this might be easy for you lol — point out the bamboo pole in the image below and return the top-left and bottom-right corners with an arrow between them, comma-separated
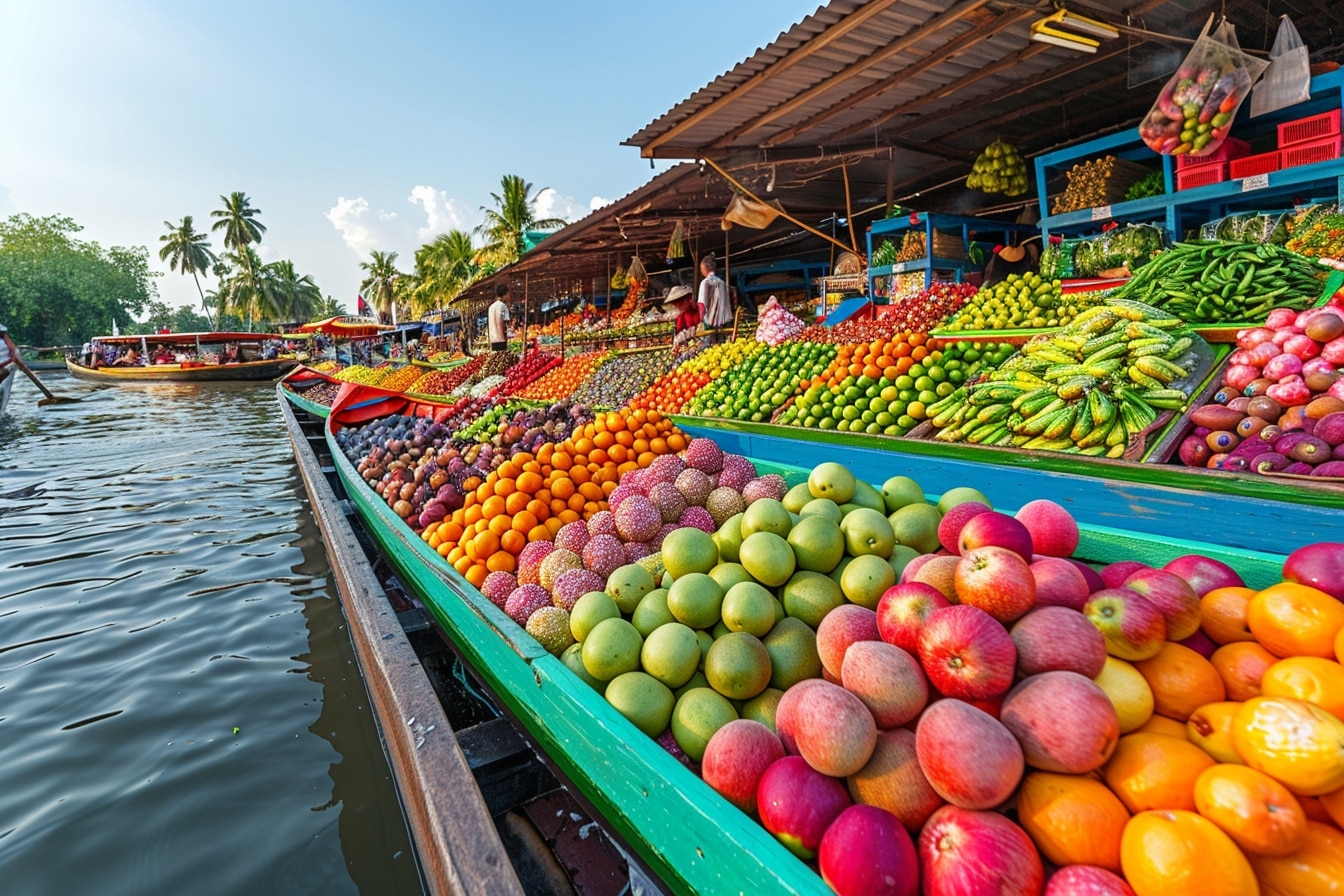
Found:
841,157 -> 859,256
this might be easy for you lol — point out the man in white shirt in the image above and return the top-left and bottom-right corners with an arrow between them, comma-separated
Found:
698,254 -> 731,344
488,284 -> 511,351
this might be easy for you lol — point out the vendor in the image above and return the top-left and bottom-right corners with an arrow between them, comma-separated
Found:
665,285 -> 700,349
983,239 -> 1040,288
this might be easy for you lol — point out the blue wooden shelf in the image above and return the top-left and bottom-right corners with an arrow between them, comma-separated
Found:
867,212 -> 1034,295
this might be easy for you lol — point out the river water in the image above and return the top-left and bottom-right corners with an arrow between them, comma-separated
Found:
0,372 -> 424,895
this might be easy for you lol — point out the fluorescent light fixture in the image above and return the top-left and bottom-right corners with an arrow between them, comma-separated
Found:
1030,7 -> 1119,53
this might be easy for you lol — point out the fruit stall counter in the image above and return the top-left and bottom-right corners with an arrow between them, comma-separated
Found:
867,212 -> 1038,294
284,378 -> 1344,896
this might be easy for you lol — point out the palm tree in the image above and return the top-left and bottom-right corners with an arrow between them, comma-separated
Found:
359,250 -> 402,323
215,246 -> 264,329
158,216 -> 218,326
210,192 -> 266,329
476,174 -> 567,267
258,259 -> 322,325
412,229 -> 477,314
316,295 -> 346,318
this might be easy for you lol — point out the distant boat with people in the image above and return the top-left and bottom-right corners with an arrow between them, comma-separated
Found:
65,331 -> 302,383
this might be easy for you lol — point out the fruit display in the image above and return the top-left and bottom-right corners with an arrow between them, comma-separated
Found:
1114,240 -> 1327,324
493,349 -> 562,396
1051,155 -> 1152,215
512,351 -> 608,401
776,337 -> 1017,435
871,238 -> 897,267
941,272 -> 1101,332
755,297 -> 807,345
1139,44 -> 1257,156
1175,305 -> 1344,475
287,379 -> 341,407
309,359 -> 344,374
967,139 -> 1029,197
1070,224 -> 1167,278
374,363 -> 425,393
573,349 -> 678,409
927,301 -> 1204,456
1285,204 -> 1344,264
629,339 -> 764,414
687,341 -> 837,422
334,362 -> 394,386
411,355 -> 489,397
879,282 -> 978,333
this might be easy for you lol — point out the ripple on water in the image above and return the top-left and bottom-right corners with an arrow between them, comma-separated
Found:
0,375 -> 422,895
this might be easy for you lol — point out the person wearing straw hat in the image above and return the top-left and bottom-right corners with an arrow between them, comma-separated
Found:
983,238 -> 1040,288
664,285 -> 700,350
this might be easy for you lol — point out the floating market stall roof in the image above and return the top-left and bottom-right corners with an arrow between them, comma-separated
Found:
298,316 -> 394,338
626,0 -> 1344,209
93,331 -> 285,345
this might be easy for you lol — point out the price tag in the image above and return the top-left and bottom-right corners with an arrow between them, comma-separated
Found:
1242,174 -> 1270,192
1090,205 -> 1112,221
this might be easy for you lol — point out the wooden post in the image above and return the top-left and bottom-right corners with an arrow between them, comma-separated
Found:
522,273 -> 529,345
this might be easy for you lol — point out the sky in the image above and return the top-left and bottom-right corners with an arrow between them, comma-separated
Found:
0,0 -> 819,315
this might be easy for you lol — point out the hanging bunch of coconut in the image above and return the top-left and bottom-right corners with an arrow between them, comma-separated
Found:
968,139 -> 1030,197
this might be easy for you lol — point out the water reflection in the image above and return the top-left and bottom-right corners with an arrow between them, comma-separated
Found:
0,372 -> 422,895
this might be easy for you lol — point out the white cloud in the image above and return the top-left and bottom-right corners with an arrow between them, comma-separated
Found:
589,195 -> 612,211
533,187 -> 588,224
326,195 -> 390,257
408,185 -> 469,239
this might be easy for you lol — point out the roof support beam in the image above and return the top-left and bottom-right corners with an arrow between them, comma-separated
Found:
638,0 -> 909,158
712,0 -> 996,148
761,8 -> 1039,149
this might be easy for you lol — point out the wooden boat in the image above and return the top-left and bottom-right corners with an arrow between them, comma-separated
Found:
66,331 -> 300,383
277,380 -> 1339,894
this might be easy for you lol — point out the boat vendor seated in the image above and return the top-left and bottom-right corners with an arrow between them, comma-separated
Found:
221,344 -> 240,364
665,285 -> 701,350
113,347 -> 141,366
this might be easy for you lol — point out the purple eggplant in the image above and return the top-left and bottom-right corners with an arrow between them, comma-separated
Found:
1314,411 -> 1344,448
1283,462 -> 1314,475
1310,461 -> 1344,478
1251,452 -> 1291,474
1284,434 -> 1331,464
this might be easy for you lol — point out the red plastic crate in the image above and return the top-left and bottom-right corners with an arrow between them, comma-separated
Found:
1229,151 -> 1281,179
1281,135 -> 1342,169
1278,109 -> 1340,147
1176,137 -> 1250,170
1176,162 -> 1227,190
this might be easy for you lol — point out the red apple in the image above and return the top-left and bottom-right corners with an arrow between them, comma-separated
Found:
819,804 -> 919,896
791,679 -> 879,778
954,546 -> 1036,624
1100,560 -> 1149,589
701,719 -> 785,816
999,671 -> 1120,773
876,582 -> 953,653
816,603 -> 880,679
1030,556 -> 1091,611
1066,558 -> 1107,594
1283,542 -> 1344,600
756,755 -> 851,860
1162,554 -> 1246,597
936,501 -> 991,554
917,605 -> 1016,700
1045,865 -> 1136,896
1010,606 -> 1107,678
899,553 -> 936,584
918,805 -> 1044,896
1015,499 -> 1080,557
841,640 -> 929,729
1083,588 -> 1167,661
774,678 -> 829,754
957,511 -> 1034,561
1122,568 -> 1202,641
915,700 -> 1024,810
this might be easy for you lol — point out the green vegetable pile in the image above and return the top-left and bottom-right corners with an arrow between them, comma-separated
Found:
1115,241 -> 1326,323
1124,170 -> 1166,202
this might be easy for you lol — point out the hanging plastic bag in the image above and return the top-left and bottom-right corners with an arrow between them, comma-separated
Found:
1250,16 -> 1311,118
1139,16 -> 1269,157
626,254 -> 646,286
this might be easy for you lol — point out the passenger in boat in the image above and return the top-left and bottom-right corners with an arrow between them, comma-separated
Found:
221,344 -> 240,364
151,345 -> 174,364
113,347 -> 141,366
79,341 -> 95,367
488,284 -> 511,352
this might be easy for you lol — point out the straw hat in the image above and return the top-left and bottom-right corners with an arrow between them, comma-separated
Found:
662,285 -> 694,306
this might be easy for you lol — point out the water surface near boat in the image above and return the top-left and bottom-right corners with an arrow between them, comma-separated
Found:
0,374 -> 423,895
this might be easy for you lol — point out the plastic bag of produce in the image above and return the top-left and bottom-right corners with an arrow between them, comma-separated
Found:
1200,211 -> 1290,245
1139,16 -> 1268,157
1250,16 -> 1311,118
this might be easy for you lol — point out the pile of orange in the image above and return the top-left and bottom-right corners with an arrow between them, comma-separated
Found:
513,352 -> 608,400
812,332 -> 938,389
1033,576 -> 1344,896
420,408 -> 685,588
628,368 -> 713,414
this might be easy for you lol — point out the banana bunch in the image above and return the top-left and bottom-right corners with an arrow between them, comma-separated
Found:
925,302 -> 1201,457
967,139 -> 1030,197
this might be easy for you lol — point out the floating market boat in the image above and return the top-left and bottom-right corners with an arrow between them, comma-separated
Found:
277,380 -> 1337,895
65,332 -> 300,383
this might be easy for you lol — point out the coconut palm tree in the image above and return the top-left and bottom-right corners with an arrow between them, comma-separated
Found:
258,259 -> 323,325
412,229 -> 477,314
158,216 -> 218,326
359,250 -> 402,323
215,246 -> 264,329
210,192 -> 266,329
476,174 -> 567,266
